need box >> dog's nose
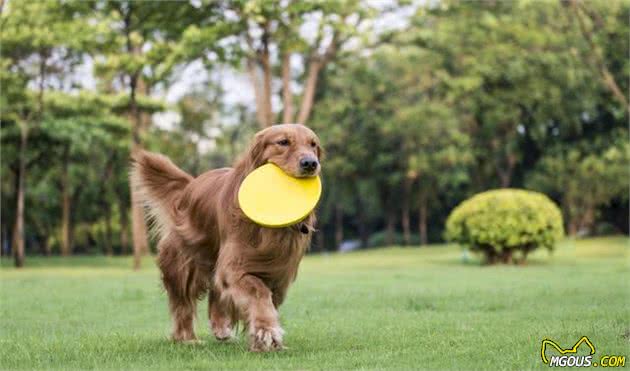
[299,157,319,173]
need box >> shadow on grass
[102,334,315,363]
[427,255,560,267]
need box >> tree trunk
[297,33,338,125]
[496,156,516,188]
[561,194,575,236]
[12,126,27,267]
[296,60,323,125]
[485,249,497,265]
[248,59,270,128]
[401,207,410,246]
[131,183,147,270]
[401,178,412,246]
[246,24,273,129]
[500,250,513,264]
[281,52,294,123]
[385,210,396,246]
[124,6,149,269]
[563,196,583,236]
[1,224,6,257]
[60,192,71,255]
[119,199,129,255]
[104,205,113,256]
[315,229,325,253]
[130,144,149,268]
[418,191,428,246]
[60,146,72,256]
[334,203,343,250]
[577,205,596,235]
[567,218,579,236]
[40,236,50,256]
[498,172,509,188]
[129,78,149,270]
[261,51,273,125]
[12,48,48,266]
[355,191,369,248]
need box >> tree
[311,54,406,249]
[174,87,223,175]
[182,1,371,127]
[1,121,62,256]
[1,0,89,266]
[527,130,629,235]
[408,0,603,189]
[563,0,629,114]
[92,1,204,269]
[40,93,128,255]
[381,45,471,245]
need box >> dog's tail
[130,150,193,238]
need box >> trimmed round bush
[445,189,564,264]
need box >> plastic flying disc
[238,163,322,228]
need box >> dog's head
[246,124,322,178]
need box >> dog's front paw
[172,330,198,343]
[172,335,205,346]
[249,325,284,352]
[211,322,234,342]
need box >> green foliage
[310,54,409,246]
[527,129,629,234]
[2,0,629,261]
[311,42,473,247]
[91,1,207,88]
[177,0,370,65]
[445,189,564,264]
[0,0,91,125]
[406,0,628,190]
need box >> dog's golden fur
[130,124,322,352]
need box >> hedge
[445,189,564,264]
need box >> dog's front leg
[217,269,284,352]
[208,289,234,341]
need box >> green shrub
[445,189,564,264]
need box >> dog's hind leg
[168,293,197,343]
[157,237,201,343]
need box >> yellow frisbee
[238,163,322,228]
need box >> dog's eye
[277,139,290,146]
[310,141,317,147]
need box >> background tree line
[1,0,628,268]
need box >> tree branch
[245,29,270,128]
[569,0,629,113]
[281,51,294,123]
[296,31,340,124]
[260,21,273,126]
[247,57,268,128]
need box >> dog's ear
[299,213,317,234]
[315,142,325,161]
[248,131,268,168]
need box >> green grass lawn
[1,237,628,370]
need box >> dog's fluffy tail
[130,150,193,238]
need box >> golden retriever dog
[131,124,322,352]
